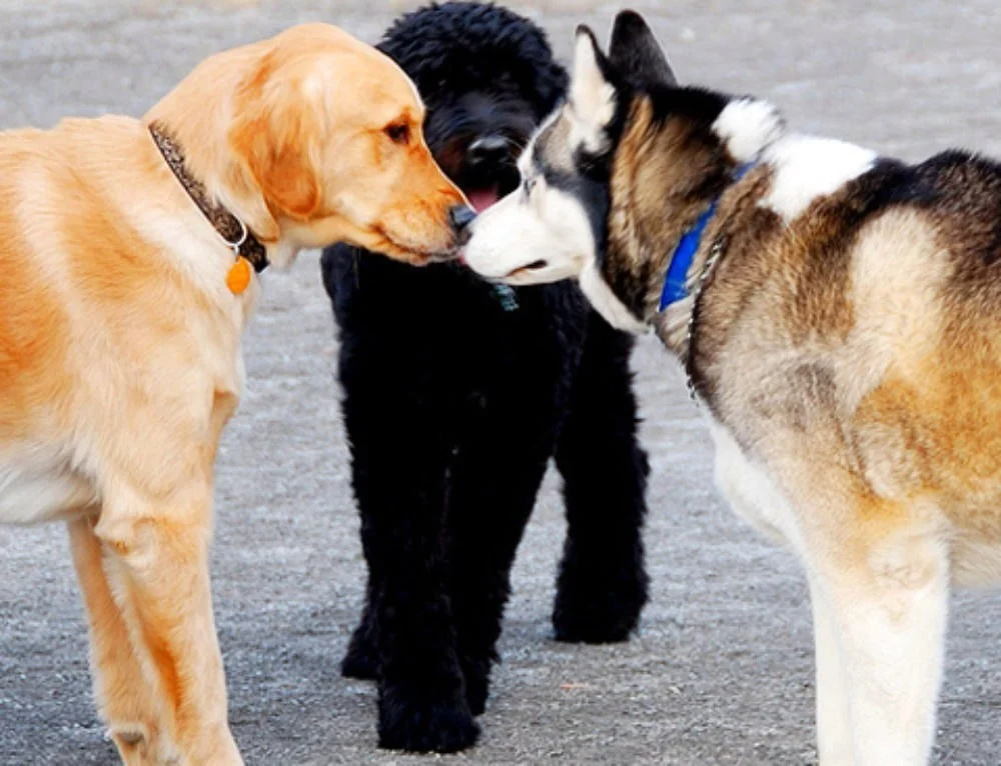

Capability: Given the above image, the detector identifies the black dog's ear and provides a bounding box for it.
[609,10,677,87]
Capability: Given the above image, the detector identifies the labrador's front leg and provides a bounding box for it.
[69,515,178,765]
[95,484,242,766]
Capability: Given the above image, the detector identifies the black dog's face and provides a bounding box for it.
[422,81,539,214]
[376,2,567,216]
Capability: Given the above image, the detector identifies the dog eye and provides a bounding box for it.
[523,176,537,195]
[385,123,410,145]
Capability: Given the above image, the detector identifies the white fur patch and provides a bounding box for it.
[463,161,646,335]
[462,179,593,285]
[569,32,616,155]
[0,445,96,524]
[711,98,784,163]
[578,260,647,333]
[705,419,805,553]
[760,134,877,223]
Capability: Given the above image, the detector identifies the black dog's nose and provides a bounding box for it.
[449,204,476,235]
[468,135,510,165]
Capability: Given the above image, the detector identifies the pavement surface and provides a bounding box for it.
[0,1,1000,764]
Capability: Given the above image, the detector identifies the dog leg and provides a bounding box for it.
[340,582,379,681]
[95,488,242,766]
[552,315,649,643]
[818,529,948,766]
[368,483,478,755]
[347,396,475,751]
[447,425,553,716]
[335,309,478,752]
[69,515,178,765]
[807,572,852,766]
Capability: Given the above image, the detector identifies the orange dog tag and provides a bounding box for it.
[227,257,252,295]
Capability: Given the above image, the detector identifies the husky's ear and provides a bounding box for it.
[609,10,676,87]
[569,26,617,154]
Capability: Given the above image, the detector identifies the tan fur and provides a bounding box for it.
[0,23,466,765]
[677,188,1001,560]
[609,99,731,304]
[647,142,1001,762]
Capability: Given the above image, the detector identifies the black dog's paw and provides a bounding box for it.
[340,620,379,680]
[461,660,491,717]
[378,686,481,753]
[341,641,379,681]
[552,576,646,644]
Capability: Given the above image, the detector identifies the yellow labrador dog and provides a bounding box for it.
[0,23,470,765]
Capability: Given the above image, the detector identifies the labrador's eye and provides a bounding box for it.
[385,123,410,145]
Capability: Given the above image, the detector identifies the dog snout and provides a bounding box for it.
[449,204,476,231]
[468,135,510,166]
[448,204,477,245]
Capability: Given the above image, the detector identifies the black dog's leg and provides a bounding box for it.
[341,574,378,680]
[337,340,478,753]
[552,312,650,643]
[447,426,554,716]
[344,374,476,748]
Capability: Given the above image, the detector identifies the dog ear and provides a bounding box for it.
[569,26,617,154]
[608,10,677,87]
[228,53,321,224]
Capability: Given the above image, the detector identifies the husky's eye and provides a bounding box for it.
[523,176,537,196]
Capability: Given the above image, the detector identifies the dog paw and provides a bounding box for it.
[341,620,379,680]
[460,659,491,716]
[377,687,480,753]
[341,639,379,681]
[552,582,645,644]
[107,723,183,766]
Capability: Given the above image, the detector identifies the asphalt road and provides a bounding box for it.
[1,1,999,764]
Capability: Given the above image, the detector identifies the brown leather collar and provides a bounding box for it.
[148,122,269,273]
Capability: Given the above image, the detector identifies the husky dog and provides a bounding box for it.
[463,10,1001,765]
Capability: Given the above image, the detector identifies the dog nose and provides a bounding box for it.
[449,204,476,245]
[468,135,510,165]
[449,204,476,233]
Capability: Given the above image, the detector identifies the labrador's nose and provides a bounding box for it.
[449,205,477,242]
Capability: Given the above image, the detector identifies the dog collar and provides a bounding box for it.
[491,284,519,312]
[658,162,754,311]
[148,123,269,284]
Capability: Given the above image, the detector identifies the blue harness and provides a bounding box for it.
[658,163,755,311]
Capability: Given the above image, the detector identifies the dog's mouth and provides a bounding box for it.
[465,186,501,213]
[504,260,548,280]
[374,227,460,266]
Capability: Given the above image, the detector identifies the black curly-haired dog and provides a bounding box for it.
[321,2,650,753]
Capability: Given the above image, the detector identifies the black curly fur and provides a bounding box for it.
[377,2,567,116]
[320,2,650,754]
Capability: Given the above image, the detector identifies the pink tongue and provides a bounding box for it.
[467,188,500,212]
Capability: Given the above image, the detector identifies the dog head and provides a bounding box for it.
[148,23,474,266]
[377,2,567,213]
[461,12,782,329]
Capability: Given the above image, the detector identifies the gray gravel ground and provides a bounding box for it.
[1,1,1000,764]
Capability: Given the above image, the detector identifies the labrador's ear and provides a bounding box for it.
[609,10,677,87]
[229,51,320,223]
